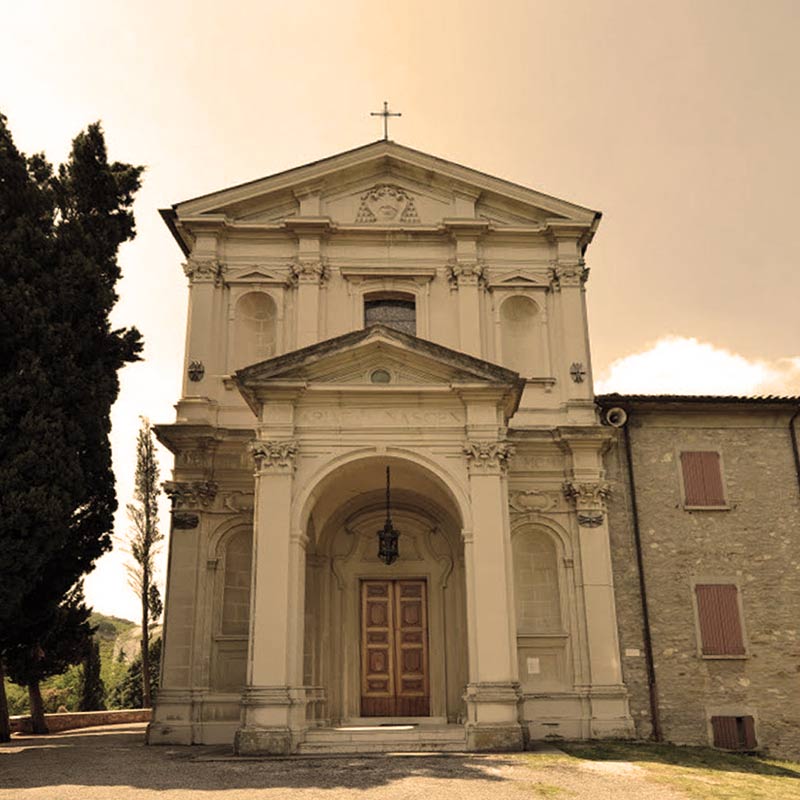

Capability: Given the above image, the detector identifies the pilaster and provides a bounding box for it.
[462,438,523,751]
[182,245,225,399]
[234,438,307,755]
[559,428,635,737]
[148,479,218,745]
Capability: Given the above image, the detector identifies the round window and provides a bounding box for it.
[370,369,391,384]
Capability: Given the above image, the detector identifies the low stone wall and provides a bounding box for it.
[10,708,151,734]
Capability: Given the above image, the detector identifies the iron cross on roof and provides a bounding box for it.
[370,101,401,141]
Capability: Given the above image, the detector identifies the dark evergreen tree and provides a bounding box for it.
[4,585,94,733]
[111,637,161,709]
[124,418,162,708]
[0,113,143,738]
[79,638,105,712]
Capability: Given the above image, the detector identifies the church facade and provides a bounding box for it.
[148,141,799,758]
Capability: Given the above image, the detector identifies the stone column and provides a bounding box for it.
[292,258,326,348]
[448,261,485,358]
[147,480,218,745]
[562,433,634,737]
[234,440,308,755]
[182,254,223,398]
[462,440,523,751]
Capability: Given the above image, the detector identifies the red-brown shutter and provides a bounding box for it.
[681,451,725,506]
[741,716,757,749]
[695,584,746,656]
[711,716,756,750]
[711,716,739,749]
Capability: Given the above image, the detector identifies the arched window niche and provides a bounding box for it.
[364,291,416,336]
[210,527,253,692]
[233,291,277,369]
[512,527,563,635]
[512,524,573,692]
[499,295,542,377]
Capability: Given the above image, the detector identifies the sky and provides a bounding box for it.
[2,0,799,620]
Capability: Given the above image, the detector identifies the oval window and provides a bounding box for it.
[370,369,392,384]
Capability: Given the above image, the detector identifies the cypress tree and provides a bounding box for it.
[124,418,163,708]
[79,639,106,712]
[0,114,143,738]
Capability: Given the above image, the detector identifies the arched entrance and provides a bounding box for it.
[301,455,468,725]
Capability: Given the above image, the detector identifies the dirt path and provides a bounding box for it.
[0,723,688,799]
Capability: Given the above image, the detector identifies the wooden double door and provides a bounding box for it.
[360,579,430,716]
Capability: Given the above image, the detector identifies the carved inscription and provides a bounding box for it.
[296,408,463,428]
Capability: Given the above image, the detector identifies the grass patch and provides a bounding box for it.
[554,740,800,800]
[517,782,573,797]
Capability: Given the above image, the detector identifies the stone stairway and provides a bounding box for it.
[297,723,468,754]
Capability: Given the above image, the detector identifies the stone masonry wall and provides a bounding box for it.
[605,406,800,760]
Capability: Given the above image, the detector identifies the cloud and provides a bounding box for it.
[594,336,800,397]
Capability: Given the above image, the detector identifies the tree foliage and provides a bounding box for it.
[4,586,94,732]
[0,113,143,738]
[79,638,106,712]
[110,637,161,709]
[124,418,162,708]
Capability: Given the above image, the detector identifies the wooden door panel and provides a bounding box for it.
[361,579,430,717]
[361,581,395,716]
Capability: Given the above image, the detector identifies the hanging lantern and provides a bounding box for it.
[377,466,399,565]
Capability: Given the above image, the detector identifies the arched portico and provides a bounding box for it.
[301,455,469,726]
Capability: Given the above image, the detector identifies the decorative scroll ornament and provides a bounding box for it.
[464,440,515,473]
[182,256,225,285]
[249,440,298,472]
[163,480,219,509]
[508,489,559,514]
[290,258,328,285]
[355,184,419,224]
[550,261,589,290]
[447,260,487,289]
[562,480,611,527]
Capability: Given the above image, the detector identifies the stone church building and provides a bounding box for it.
[149,141,800,758]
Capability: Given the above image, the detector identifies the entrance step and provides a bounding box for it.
[297,724,467,754]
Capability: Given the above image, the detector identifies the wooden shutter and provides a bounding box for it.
[711,716,756,750]
[695,584,746,656]
[681,451,726,506]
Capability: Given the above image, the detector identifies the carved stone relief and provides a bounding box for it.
[182,256,225,285]
[163,480,219,509]
[464,440,515,473]
[562,480,612,527]
[508,489,560,514]
[249,440,298,473]
[290,258,328,285]
[354,184,420,224]
[447,260,487,289]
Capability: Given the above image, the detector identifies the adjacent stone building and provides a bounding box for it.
[148,140,799,759]
[599,394,800,760]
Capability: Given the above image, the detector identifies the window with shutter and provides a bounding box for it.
[695,583,746,656]
[711,715,757,750]
[680,451,727,507]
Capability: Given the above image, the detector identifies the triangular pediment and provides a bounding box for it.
[162,141,599,252]
[234,325,524,416]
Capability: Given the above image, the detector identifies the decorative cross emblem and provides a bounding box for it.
[569,362,587,383]
[370,101,402,141]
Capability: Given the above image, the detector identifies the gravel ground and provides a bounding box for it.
[0,722,688,799]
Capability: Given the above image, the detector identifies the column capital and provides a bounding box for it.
[550,260,589,290]
[447,259,487,289]
[250,439,298,474]
[290,258,328,285]
[464,439,514,474]
[562,479,612,527]
[182,256,225,285]
[163,480,219,509]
